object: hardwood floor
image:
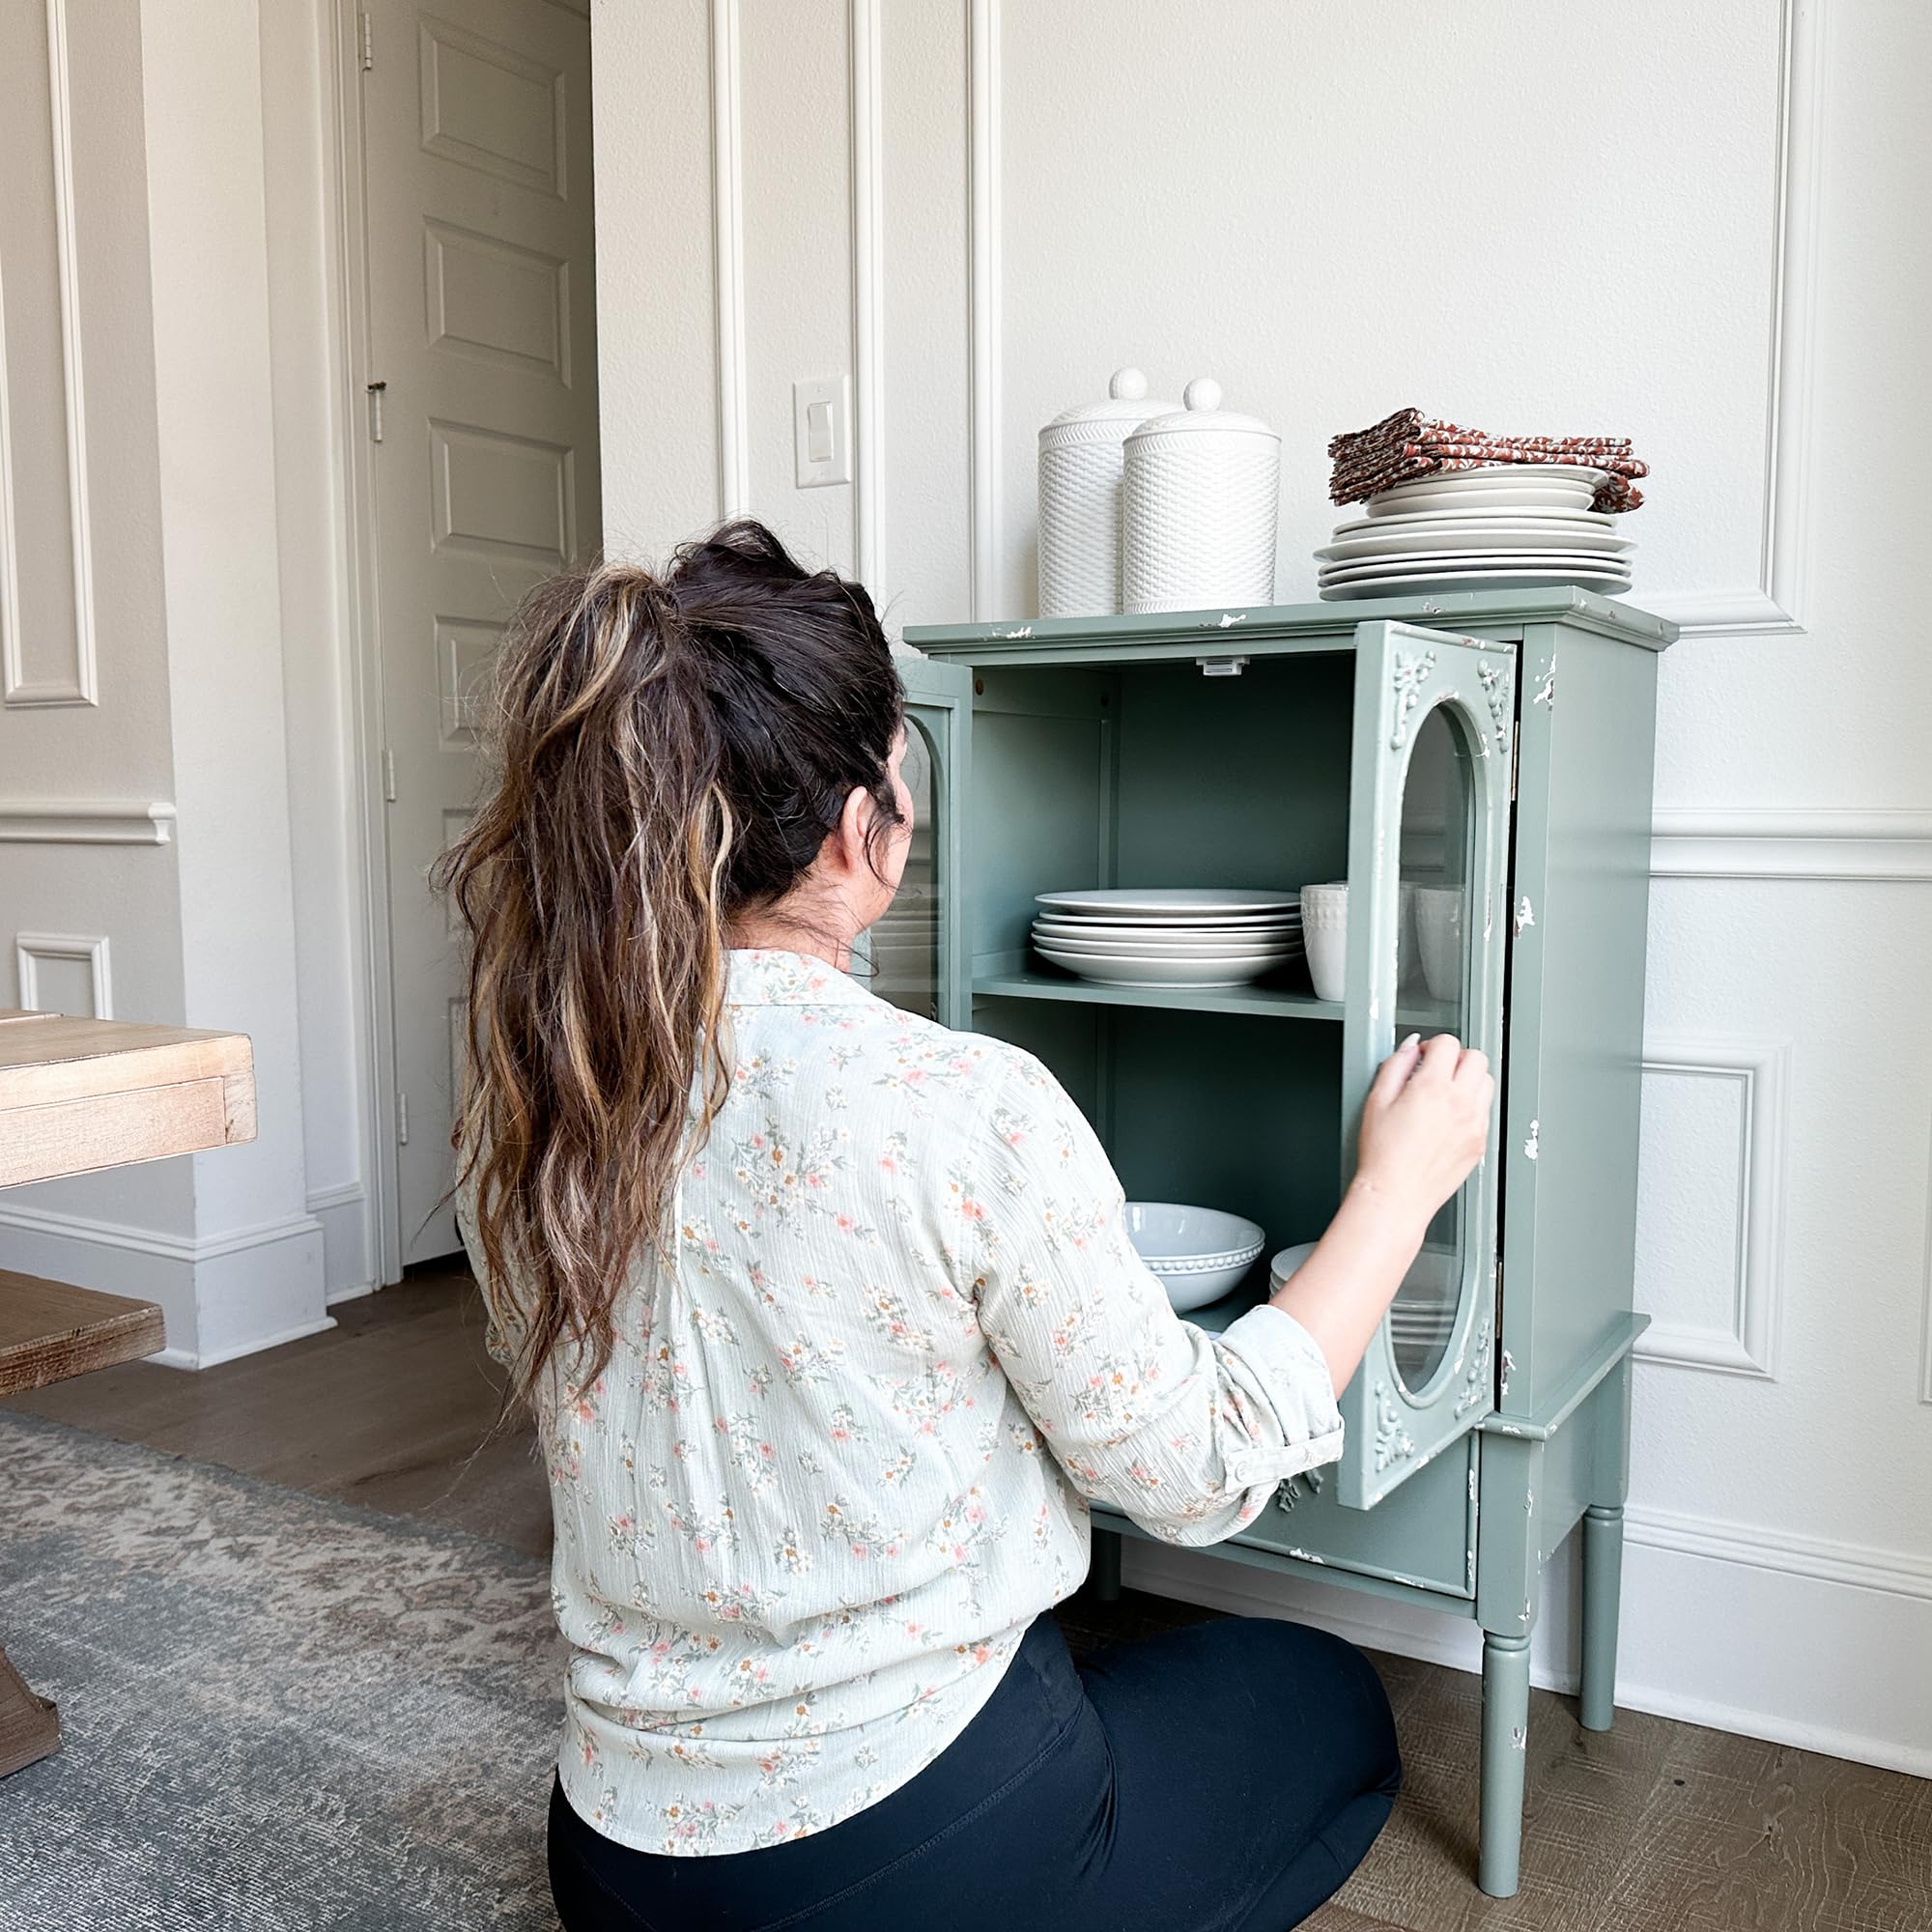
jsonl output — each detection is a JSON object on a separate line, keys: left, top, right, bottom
{"left": 9, "top": 1271, "right": 1928, "bottom": 1931}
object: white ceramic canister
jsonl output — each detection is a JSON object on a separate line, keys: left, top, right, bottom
{"left": 1037, "top": 367, "right": 1175, "bottom": 618}
{"left": 1122, "top": 377, "right": 1281, "bottom": 613}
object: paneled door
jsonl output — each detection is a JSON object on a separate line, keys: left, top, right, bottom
{"left": 358, "top": 0, "right": 600, "bottom": 1262}
{"left": 1335, "top": 620, "right": 1515, "bottom": 1509}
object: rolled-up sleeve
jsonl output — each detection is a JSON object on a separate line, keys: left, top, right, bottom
{"left": 957, "top": 1046, "right": 1345, "bottom": 1547}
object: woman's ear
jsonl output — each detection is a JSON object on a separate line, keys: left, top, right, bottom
{"left": 825, "top": 782, "right": 876, "bottom": 881}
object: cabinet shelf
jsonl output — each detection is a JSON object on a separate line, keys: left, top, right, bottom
{"left": 972, "top": 966, "right": 1342, "bottom": 1023}
{"left": 972, "top": 963, "right": 1458, "bottom": 1031}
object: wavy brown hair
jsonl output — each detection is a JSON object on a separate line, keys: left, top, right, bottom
{"left": 436, "top": 521, "right": 905, "bottom": 1406}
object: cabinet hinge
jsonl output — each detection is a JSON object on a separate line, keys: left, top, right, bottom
{"left": 366, "top": 380, "right": 386, "bottom": 442}
{"left": 396, "top": 1088, "right": 410, "bottom": 1146}
{"left": 358, "top": 11, "right": 374, "bottom": 70}
{"left": 1510, "top": 733, "right": 1520, "bottom": 802}
{"left": 382, "top": 747, "right": 397, "bottom": 802}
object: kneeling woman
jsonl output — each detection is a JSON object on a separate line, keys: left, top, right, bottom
{"left": 441, "top": 521, "right": 1492, "bottom": 1931}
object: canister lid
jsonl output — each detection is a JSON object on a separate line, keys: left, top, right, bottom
{"left": 1040, "top": 367, "right": 1177, "bottom": 442}
{"left": 1127, "top": 376, "right": 1280, "bottom": 444}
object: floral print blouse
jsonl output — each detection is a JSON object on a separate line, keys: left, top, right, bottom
{"left": 461, "top": 948, "right": 1344, "bottom": 1856}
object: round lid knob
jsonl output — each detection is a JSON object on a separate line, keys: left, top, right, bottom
{"left": 1127, "top": 375, "right": 1280, "bottom": 444}
{"left": 1040, "top": 364, "right": 1177, "bottom": 439}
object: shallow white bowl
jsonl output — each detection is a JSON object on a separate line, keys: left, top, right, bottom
{"left": 1126, "top": 1202, "right": 1265, "bottom": 1312}
{"left": 1031, "top": 947, "right": 1289, "bottom": 988}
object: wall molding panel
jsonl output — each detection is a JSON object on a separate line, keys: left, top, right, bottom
{"left": 849, "top": 0, "right": 883, "bottom": 594}
{"left": 1651, "top": 809, "right": 1932, "bottom": 882}
{"left": 1638, "top": 0, "right": 1821, "bottom": 639}
{"left": 709, "top": 0, "right": 748, "bottom": 518}
{"left": 14, "top": 929, "right": 110, "bottom": 1016}
{"left": 1635, "top": 1034, "right": 1789, "bottom": 1379}
{"left": 0, "top": 799, "right": 176, "bottom": 843}
{"left": 967, "top": 0, "right": 1000, "bottom": 618}
{"left": 1, "top": 0, "right": 99, "bottom": 709}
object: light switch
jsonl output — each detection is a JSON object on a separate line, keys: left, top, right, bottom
{"left": 793, "top": 376, "right": 851, "bottom": 488}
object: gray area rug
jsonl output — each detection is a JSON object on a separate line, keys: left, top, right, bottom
{"left": 0, "top": 1411, "right": 562, "bottom": 1929}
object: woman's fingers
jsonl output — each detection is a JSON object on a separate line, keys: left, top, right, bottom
{"left": 1412, "top": 1033, "right": 1463, "bottom": 1082}
{"left": 1368, "top": 1033, "right": 1424, "bottom": 1108}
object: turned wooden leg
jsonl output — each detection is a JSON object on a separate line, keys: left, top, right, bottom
{"left": 1580, "top": 1503, "right": 1625, "bottom": 1732}
{"left": 1479, "top": 1629, "right": 1531, "bottom": 1897}
{"left": 0, "top": 1642, "right": 60, "bottom": 1778}
{"left": 1090, "top": 1525, "right": 1122, "bottom": 1603}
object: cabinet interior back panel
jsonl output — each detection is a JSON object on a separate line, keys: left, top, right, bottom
{"left": 1111, "top": 655, "right": 1354, "bottom": 895}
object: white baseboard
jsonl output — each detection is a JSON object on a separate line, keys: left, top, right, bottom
{"left": 0, "top": 1198, "right": 328, "bottom": 1368}
{"left": 149, "top": 1314, "right": 337, "bottom": 1372}
{"left": 1122, "top": 1505, "right": 1932, "bottom": 1782}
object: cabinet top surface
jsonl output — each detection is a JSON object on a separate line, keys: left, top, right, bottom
{"left": 904, "top": 587, "right": 1676, "bottom": 664}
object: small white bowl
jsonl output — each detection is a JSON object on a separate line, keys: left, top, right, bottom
{"left": 1126, "top": 1202, "right": 1264, "bottom": 1313}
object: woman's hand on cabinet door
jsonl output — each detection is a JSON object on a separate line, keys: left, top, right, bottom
{"left": 1266, "top": 1034, "right": 1493, "bottom": 1395}
{"left": 1355, "top": 1032, "right": 1493, "bottom": 1225}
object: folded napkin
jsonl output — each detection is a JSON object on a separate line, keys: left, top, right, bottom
{"left": 1329, "top": 408, "right": 1648, "bottom": 513}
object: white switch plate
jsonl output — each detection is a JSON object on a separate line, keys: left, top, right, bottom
{"left": 792, "top": 375, "right": 851, "bottom": 488}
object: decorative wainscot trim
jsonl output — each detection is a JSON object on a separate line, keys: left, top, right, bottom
{"left": 0, "top": 799, "right": 177, "bottom": 844}
{"left": 1634, "top": 1035, "right": 1791, "bottom": 1379}
{"left": 14, "top": 931, "right": 112, "bottom": 1018}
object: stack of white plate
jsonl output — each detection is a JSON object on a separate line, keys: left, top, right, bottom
{"left": 1316, "top": 465, "right": 1634, "bottom": 601}
{"left": 1031, "top": 888, "right": 1302, "bottom": 988}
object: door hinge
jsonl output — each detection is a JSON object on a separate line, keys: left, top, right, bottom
{"left": 382, "top": 747, "right": 397, "bottom": 802}
{"left": 396, "top": 1088, "right": 410, "bottom": 1146}
{"left": 358, "top": 10, "right": 374, "bottom": 70}
{"left": 366, "top": 380, "right": 386, "bottom": 442}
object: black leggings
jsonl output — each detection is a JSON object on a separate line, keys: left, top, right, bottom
{"left": 549, "top": 1610, "right": 1402, "bottom": 1932}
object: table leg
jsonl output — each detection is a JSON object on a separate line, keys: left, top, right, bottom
{"left": 0, "top": 1642, "right": 60, "bottom": 1777}
{"left": 1580, "top": 1503, "right": 1625, "bottom": 1732}
{"left": 1479, "top": 1628, "right": 1530, "bottom": 1897}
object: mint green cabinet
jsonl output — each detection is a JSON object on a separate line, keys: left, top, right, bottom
{"left": 895, "top": 588, "right": 1675, "bottom": 1896}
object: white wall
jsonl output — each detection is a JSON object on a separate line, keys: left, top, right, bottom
{"left": 0, "top": 0, "right": 335, "bottom": 1363}
{"left": 590, "top": 0, "right": 1932, "bottom": 1772}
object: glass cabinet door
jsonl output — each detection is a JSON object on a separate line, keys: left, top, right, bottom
{"left": 865, "top": 652, "right": 973, "bottom": 1029}
{"left": 1334, "top": 619, "right": 1515, "bottom": 1511}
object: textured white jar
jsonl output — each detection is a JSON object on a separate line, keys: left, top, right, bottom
{"left": 1037, "top": 367, "right": 1174, "bottom": 618}
{"left": 1122, "top": 377, "right": 1281, "bottom": 613}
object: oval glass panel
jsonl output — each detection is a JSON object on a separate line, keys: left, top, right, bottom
{"left": 1390, "top": 702, "right": 1477, "bottom": 1393}
{"left": 866, "top": 717, "right": 941, "bottom": 1019}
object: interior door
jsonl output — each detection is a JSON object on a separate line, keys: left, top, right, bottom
{"left": 1335, "top": 619, "right": 1515, "bottom": 1510}
{"left": 867, "top": 654, "right": 973, "bottom": 1029}
{"left": 359, "top": 0, "right": 600, "bottom": 1262}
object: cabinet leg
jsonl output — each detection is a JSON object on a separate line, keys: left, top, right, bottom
{"left": 1090, "top": 1527, "right": 1122, "bottom": 1603}
{"left": 1479, "top": 1630, "right": 1531, "bottom": 1897}
{"left": 1580, "top": 1503, "right": 1625, "bottom": 1732}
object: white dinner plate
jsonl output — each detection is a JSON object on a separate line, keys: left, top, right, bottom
{"left": 1033, "top": 914, "right": 1300, "bottom": 939}
{"left": 1333, "top": 505, "right": 1615, "bottom": 536}
{"left": 1320, "top": 557, "right": 1631, "bottom": 587}
{"left": 1034, "top": 936, "right": 1298, "bottom": 963}
{"left": 1370, "top": 462, "right": 1609, "bottom": 494}
{"left": 1321, "top": 567, "right": 1630, "bottom": 600}
{"left": 1035, "top": 889, "right": 1299, "bottom": 918}
{"left": 1318, "top": 526, "right": 1634, "bottom": 562}
{"left": 1365, "top": 483, "right": 1596, "bottom": 518}
{"left": 1031, "top": 950, "right": 1291, "bottom": 988}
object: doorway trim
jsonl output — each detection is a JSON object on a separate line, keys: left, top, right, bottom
{"left": 321, "top": 0, "right": 405, "bottom": 1284}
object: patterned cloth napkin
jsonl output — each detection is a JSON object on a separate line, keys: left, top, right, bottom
{"left": 1329, "top": 407, "right": 1649, "bottom": 513}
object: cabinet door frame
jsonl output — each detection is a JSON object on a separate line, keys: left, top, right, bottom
{"left": 895, "top": 653, "right": 975, "bottom": 1029}
{"left": 1335, "top": 619, "right": 1517, "bottom": 1510}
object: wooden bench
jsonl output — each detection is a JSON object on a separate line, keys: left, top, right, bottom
{"left": 0, "top": 1008, "right": 255, "bottom": 1777}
